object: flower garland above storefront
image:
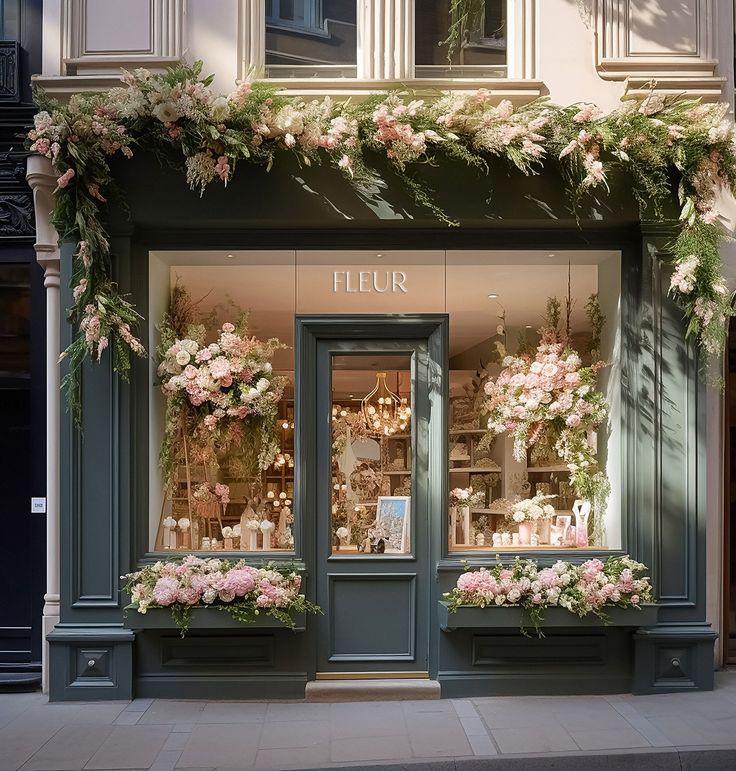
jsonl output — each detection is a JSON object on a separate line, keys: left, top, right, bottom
{"left": 28, "top": 61, "right": 736, "bottom": 412}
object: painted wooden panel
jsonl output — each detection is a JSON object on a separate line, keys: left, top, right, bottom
{"left": 628, "top": 0, "right": 699, "bottom": 56}
{"left": 85, "top": 0, "right": 152, "bottom": 53}
{"left": 329, "top": 574, "right": 416, "bottom": 661}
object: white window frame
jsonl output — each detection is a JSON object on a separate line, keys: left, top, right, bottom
{"left": 239, "top": 0, "right": 541, "bottom": 100}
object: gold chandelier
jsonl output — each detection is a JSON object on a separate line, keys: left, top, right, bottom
{"left": 361, "top": 372, "right": 411, "bottom": 436}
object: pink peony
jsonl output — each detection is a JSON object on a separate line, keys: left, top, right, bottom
{"left": 152, "top": 576, "right": 179, "bottom": 606}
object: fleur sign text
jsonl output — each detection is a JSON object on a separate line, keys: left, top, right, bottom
{"left": 332, "top": 271, "right": 408, "bottom": 293}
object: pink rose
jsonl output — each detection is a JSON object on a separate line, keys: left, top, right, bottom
{"left": 57, "top": 168, "right": 75, "bottom": 188}
{"left": 566, "top": 414, "right": 582, "bottom": 427}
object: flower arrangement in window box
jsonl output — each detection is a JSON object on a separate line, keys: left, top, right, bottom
{"left": 122, "top": 556, "right": 320, "bottom": 635}
{"left": 443, "top": 555, "right": 654, "bottom": 635}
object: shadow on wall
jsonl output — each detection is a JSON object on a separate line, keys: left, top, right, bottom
{"left": 566, "top": 0, "right": 700, "bottom": 54}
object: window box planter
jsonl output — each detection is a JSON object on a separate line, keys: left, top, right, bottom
{"left": 438, "top": 601, "right": 658, "bottom": 632}
{"left": 123, "top": 606, "right": 307, "bottom": 632}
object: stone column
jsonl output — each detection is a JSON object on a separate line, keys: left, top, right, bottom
{"left": 26, "top": 155, "right": 61, "bottom": 694}
{"left": 357, "top": 0, "right": 414, "bottom": 80}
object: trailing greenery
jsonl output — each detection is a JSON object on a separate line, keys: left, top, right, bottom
{"left": 27, "top": 62, "right": 736, "bottom": 415}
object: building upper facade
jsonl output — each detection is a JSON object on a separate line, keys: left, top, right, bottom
{"left": 36, "top": 0, "right": 734, "bottom": 111}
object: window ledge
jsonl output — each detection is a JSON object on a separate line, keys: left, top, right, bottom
{"left": 438, "top": 601, "right": 659, "bottom": 631}
{"left": 259, "top": 78, "right": 545, "bottom": 102}
{"left": 596, "top": 58, "right": 725, "bottom": 102}
{"left": 32, "top": 74, "right": 545, "bottom": 103}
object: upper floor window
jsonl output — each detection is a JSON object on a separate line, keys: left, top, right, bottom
{"left": 266, "top": 0, "right": 324, "bottom": 34}
{"left": 416, "top": 0, "right": 507, "bottom": 79}
{"left": 265, "top": 0, "right": 357, "bottom": 78}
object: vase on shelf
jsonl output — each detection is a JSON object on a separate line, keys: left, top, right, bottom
{"left": 460, "top": 505, "right": 471, "bottom": 545}
{"left": 518, "top": 521, "right": 533, "bottom": 546}
{"left": 537, "top": 518, "right": 551, "bottom": 545}
{"left": 573, "top": 500, "right": 591, "bottom": 548}
{"left": 449, "top": 506, "right": 458, "bottom": 547}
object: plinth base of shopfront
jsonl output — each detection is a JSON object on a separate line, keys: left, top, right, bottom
{"left": 306, "top": 677, "right": 440, "bottom": 702}
{"left": 436, "top": 602, "right": 719, "bottom": 697}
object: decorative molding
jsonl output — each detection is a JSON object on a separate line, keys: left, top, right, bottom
{"left": 0, "top": 41, "right": 20, "bottom": 102}
{"left": 507, "top": 0, "right": 539, "bottom": 80}
{"left": 237, "top": 0, "right": 265, "bottom": 81}
{"left": 26, "top": 155, "right": 61, "bottom": 694}
{"left": 357, "top": 0, "right": 414, "bottom": 80}
{"left": 61, "top": 0, "right": 184, "bottom": 76}
{"left": 594, "top": 0, "right": 724, "bottom": 100}
{"left": 0, "top": 193, "right": 34, "bottom": 236}
{"left": 32, "top": 73, "right": 546, "bottom": 103}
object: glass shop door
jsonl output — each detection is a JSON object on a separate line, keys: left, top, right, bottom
{"left": 297, "top": 316, "right": 445, "bottom": 677}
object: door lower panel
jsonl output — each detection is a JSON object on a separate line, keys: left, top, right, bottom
{"left": 328, "top": 573, "right": 416, "bottom": 662}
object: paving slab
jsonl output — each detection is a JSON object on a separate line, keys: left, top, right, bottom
{"left": 85, "top": 725, "right": 172, "bottom": 770}
{"left": 20, "top": 724, "right": 115, "bottom": 771}
{"left": 176, "top": 724, "right": 261, "bottom": 768}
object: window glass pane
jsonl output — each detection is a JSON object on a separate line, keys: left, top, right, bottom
{"left": 266, "top": 0, "right": 357, "bottom": 78}
{"left": 149, "top": 253, "right": 296, "bottom": 553}
{"left": 416, "top": 0, "right": 507, "bottom": 78}
{"left": 446, "top": 252, "right": 621, "bottom": 552}
{"left": 331, "top": 354, "right": 413, "bottom": 555}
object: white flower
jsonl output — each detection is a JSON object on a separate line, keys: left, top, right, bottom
{"left": 256, "top": 377, "right": 270, "bottom": 392}
{"left": 175, "top": 350, "right": 191, "bottom": 366}
{"left": 153, "top": 101, "right": 180, "bottom": 123}
{"left": 177, "top": 518, "right": 190, "bottom": 529}
{"left": 210, "top": 96, "right": 230, "bottom": 122}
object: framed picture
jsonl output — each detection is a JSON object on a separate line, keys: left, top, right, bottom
{"left": 376, "top": 496, "right": 411, "bottom": 553}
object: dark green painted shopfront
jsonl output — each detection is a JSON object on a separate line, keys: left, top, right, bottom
{"left": 48, "top": 154, "right": 716, "bottom": 701}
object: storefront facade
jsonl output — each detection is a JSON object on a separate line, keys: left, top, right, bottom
{"left": 29, "top": 1, "right": 735, "bottom": 701}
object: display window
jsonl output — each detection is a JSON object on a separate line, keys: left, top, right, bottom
{"left": 265, "top": 0, "right": 358, "bottom": 78}
{"left": 415, "top": 0, "right": 507, "bottom": 79}
{"left": 148, "top": 250, "right": 621, "bottom": 557}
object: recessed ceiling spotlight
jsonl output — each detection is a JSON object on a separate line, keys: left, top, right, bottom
{"left": 525, "top": 325, "right": 533, "bottom": 329}
{"left": 488, "top": 293, "right": 499, "bottom": 299}
{"left": 376, "top": 253, "right": 384, "bottom": 258}
{"left": 226, "top": 253, "right": 235, "bottom": 260}
{"left": 548, "top": 252, "right": 556, "bottom": 258}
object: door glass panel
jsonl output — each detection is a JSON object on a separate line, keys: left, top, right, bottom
{"left": 331, "top": 354, "right": 412, "bottom": 556}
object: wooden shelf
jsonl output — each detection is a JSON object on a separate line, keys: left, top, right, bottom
{"left": 449, "top": 466, "right": 502, "bottom": 473}
{"left": 383, "top": 470, "right": 410, "bottom": 475}
{"left": 449, "top": 429, "right": 486, "bottom": 435}
{"left": 527, "top": 465, "right": 569, "bottom": 473}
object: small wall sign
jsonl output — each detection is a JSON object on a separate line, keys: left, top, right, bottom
{"left": 31, "top": 497, "right": 47, "bottom": 514}
{"left": 333, "top": 271, "right": 407, "bottom": 293}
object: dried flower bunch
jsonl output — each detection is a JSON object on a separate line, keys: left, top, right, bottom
{"left": 28, "top": 61, "right": 736, "bottom": 417}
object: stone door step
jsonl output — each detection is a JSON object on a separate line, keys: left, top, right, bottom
{"left": 306, "top": 678, "right": 440, "bottom": 702}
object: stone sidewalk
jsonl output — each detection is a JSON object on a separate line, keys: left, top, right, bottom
{"left": 4, "top": 673, "right": 736, "bottom": 771}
